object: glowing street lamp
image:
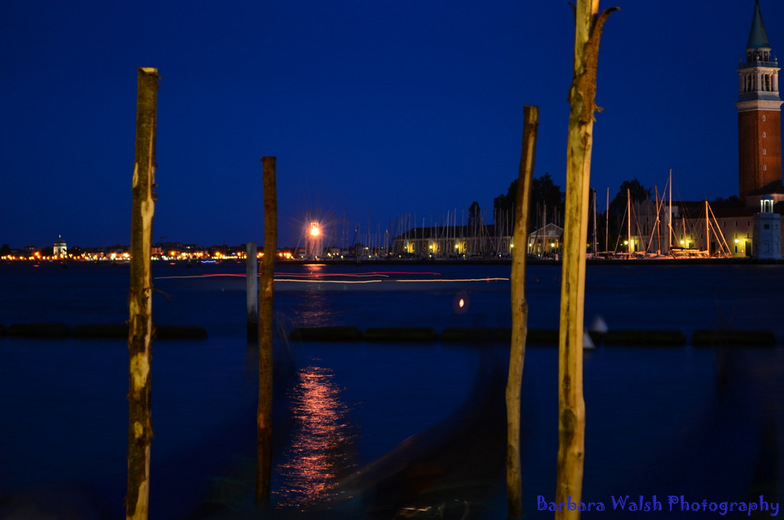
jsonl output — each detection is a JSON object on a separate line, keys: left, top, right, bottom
{"left": 309, "top": 222, "right": 320, "bottom": 237}
{"left": 306, "top": 221, "right": 322, "bottom": 259}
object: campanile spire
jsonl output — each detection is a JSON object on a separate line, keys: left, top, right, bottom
{"left": 737, "top": 0, "right": 783, "bottom": 201}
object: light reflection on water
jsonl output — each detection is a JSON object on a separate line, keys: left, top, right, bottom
{"left": 289, "top": 291, "right": 342, "bottom": 329}
{"left": 275, "top": 365, "right": 357, "bottom": 510}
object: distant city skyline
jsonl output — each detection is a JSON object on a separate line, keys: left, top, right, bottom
{"left": 2, "top": 1, "right": 781, "bottom": 248}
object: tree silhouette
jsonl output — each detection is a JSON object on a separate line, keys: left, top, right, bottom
{"left": 608, "top": 179, "right": 651, "bottom": 244}
{"left": 494, "top": 173, "right": 565, "bottom": 234}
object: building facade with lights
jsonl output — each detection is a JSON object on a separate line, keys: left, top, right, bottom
{"left": 53, "top": 235, "right": 67, "bottom": 258}
{"left": 393, "top": 2, "right": 784, "bottom": 260}
{"left": 669, "top": 0, "right": 784, "bottom": 259}
{"left": 731, "top": 0, "right": 783, "bottom": 258}
{"left": 391, "top": 224, "right": 519, "bottom": 258}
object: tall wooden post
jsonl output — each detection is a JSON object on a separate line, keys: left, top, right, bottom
{"left": 246, "top": 242, "right": 259, "bottom": 342}
{"left": 257, "top": 156, "right": 277, "bottom": 505}
{"left": 506, "top": 105, "right": 539, "bottom": 519}
{"left": 126, "top": 67, "right": 159, "bottom": 520}
{"left": 557, "top": 3, "right": 616, "bottom": 519}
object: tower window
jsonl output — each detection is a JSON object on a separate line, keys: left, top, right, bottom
{"left": 763, "top": 115, "right": 767, "bottom": 122}
{"left": 763, "top": 132, "right": 767, "bottom": 138}
{"left": 763, "top": 148, "right": 767, "bottom": 155}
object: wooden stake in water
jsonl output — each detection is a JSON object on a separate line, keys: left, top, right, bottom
{"left": 126, "top": 66, "right": 159, "bottom": 520}
{"left": 506, "top": 105, "right": 539, "bottom": 519}
{"left": 557, "top": 3, "right": 616, "bottom": 519}
{"left": 246, "top": 242, "right": 259, "bottom": 342}
{"left": 257, "top": 156, "right": 277, "bottom": 505}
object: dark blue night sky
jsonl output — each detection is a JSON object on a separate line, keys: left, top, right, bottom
{"left": 2, "top": 0, "right": 780, "bottom": 248}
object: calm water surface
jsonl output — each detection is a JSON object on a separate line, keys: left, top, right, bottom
{"left": 0, "top": 261, "right": 782, "bottom": 518}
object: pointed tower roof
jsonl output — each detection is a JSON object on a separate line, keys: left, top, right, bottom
{"left": 747, "top": 0, "right": 771, "bottom": 49}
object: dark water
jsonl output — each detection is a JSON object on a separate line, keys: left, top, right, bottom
{"left": 0, "top": 261, "right": 783, "bottom": 518}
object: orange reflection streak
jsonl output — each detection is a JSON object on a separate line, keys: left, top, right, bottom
{"left": 275, "top": 366, "right": 356, "bottom": 510}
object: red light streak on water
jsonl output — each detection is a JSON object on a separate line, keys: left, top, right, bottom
{"left": 275, "top": 271, "right": 443, "bottom": 277}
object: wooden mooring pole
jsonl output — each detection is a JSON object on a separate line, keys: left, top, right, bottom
{"left": 506, "top": 105, "right": 538, "bottom": 519}
{"left": 257, "top": 156, "right": 277, "bottom": 505}
{"left": 246, "top": 242, "right": 259, "bottom": 342}
{"left": 126, "top": 66, "right": 159, "bottom": 520}
{"left": 556, "top": 3, "right": 616, "bottom": 519}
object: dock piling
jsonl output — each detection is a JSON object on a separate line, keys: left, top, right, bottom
{"left": 126, "top": 67, "right": 159, "bottom": 520}
{"left": 257, "top": 156, "right": 277, "bottom": 506}
{"left": 246, "top": 242, "right": 258, "bottom": 342}
{"left": 506, "top": 105, "right": 538, "bottom": 520}
{"left": 556, "top": 3, "right": 617, "bottom": 519}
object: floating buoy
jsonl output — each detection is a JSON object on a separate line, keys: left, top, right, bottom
{"left": 583, "top": 330, "right": 595, "bottom": 349}
{"left": 590, "top": 315, "right": 608, "bottom": 334}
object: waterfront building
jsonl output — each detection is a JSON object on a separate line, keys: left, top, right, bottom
{"left": 673, "top": 1, "right": 784, "bottom": 259}
{"left": 53, "top": 235, "right": 67, "bottom": 258}
{"left": 527, "top": 223, "right": 563, "bottom": 257}
{"left": 753, "top": 195, "right": 782, "bottom": 258}
{"left": 391, "top": 224, "right": 512, "bottom": 258}
{"left": 728, "top": 0, "right": 783, "bottom": 258}
{"left": 737, "top": 0, "right": 783, "bottom": 202}
{"left": 394, "top": 2, "right": 784, "bottom": 261}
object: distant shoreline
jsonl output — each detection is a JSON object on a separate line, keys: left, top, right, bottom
{"left": 280, "top": 257, "right": 784, "bottom": 266}
{"left": 3, "top": 256, "right": 784, "bottom": 267}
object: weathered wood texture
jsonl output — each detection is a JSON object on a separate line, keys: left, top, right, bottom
{"left": 257, "top": 156, "right": 277, "bottom": 505}
{"left": 506, "top": 105, "right": 539, "bottom": 519}
{"left": 556, "top": 4, "right": 616, "bottom": 520}
{"left": 555, "top": 4, "right": 615, "bottom": 519}
{"left": 126, "top": 67, "right": 159, "bottom": 520}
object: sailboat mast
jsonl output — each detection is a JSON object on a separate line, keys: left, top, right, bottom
{"left": 627, "top": 188, "right": 632, "bottom": 255}
{"left": 592, "top": 189, "right": 598, "bottom": 254}
{"left": 655, "top": 186, "right": 661, "bottom": 255}
{"left": 682, "top": 215, "right": 686, "bottom": 247}
{"left": 705, "top": 200, "right": 710, "bottom": 256}
{"left": 605, "top": 186, "right": 609, "bottom": 253}
{"left": 668, "top": 169, "right": 673, "bottom": 251}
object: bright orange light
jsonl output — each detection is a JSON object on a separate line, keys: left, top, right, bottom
{"left": 309, "top": 222, "right": 320, "bottom": 237}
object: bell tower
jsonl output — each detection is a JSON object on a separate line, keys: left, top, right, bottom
{"left": 737, "top": 0, "right": 783, "bottom": 202}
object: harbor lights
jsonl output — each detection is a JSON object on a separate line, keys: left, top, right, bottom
{"left": 305, "top": 221, "right": 322, "bottom": 259}
{"left": 453, "top": 290, "right": 470, "bottom": 315}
